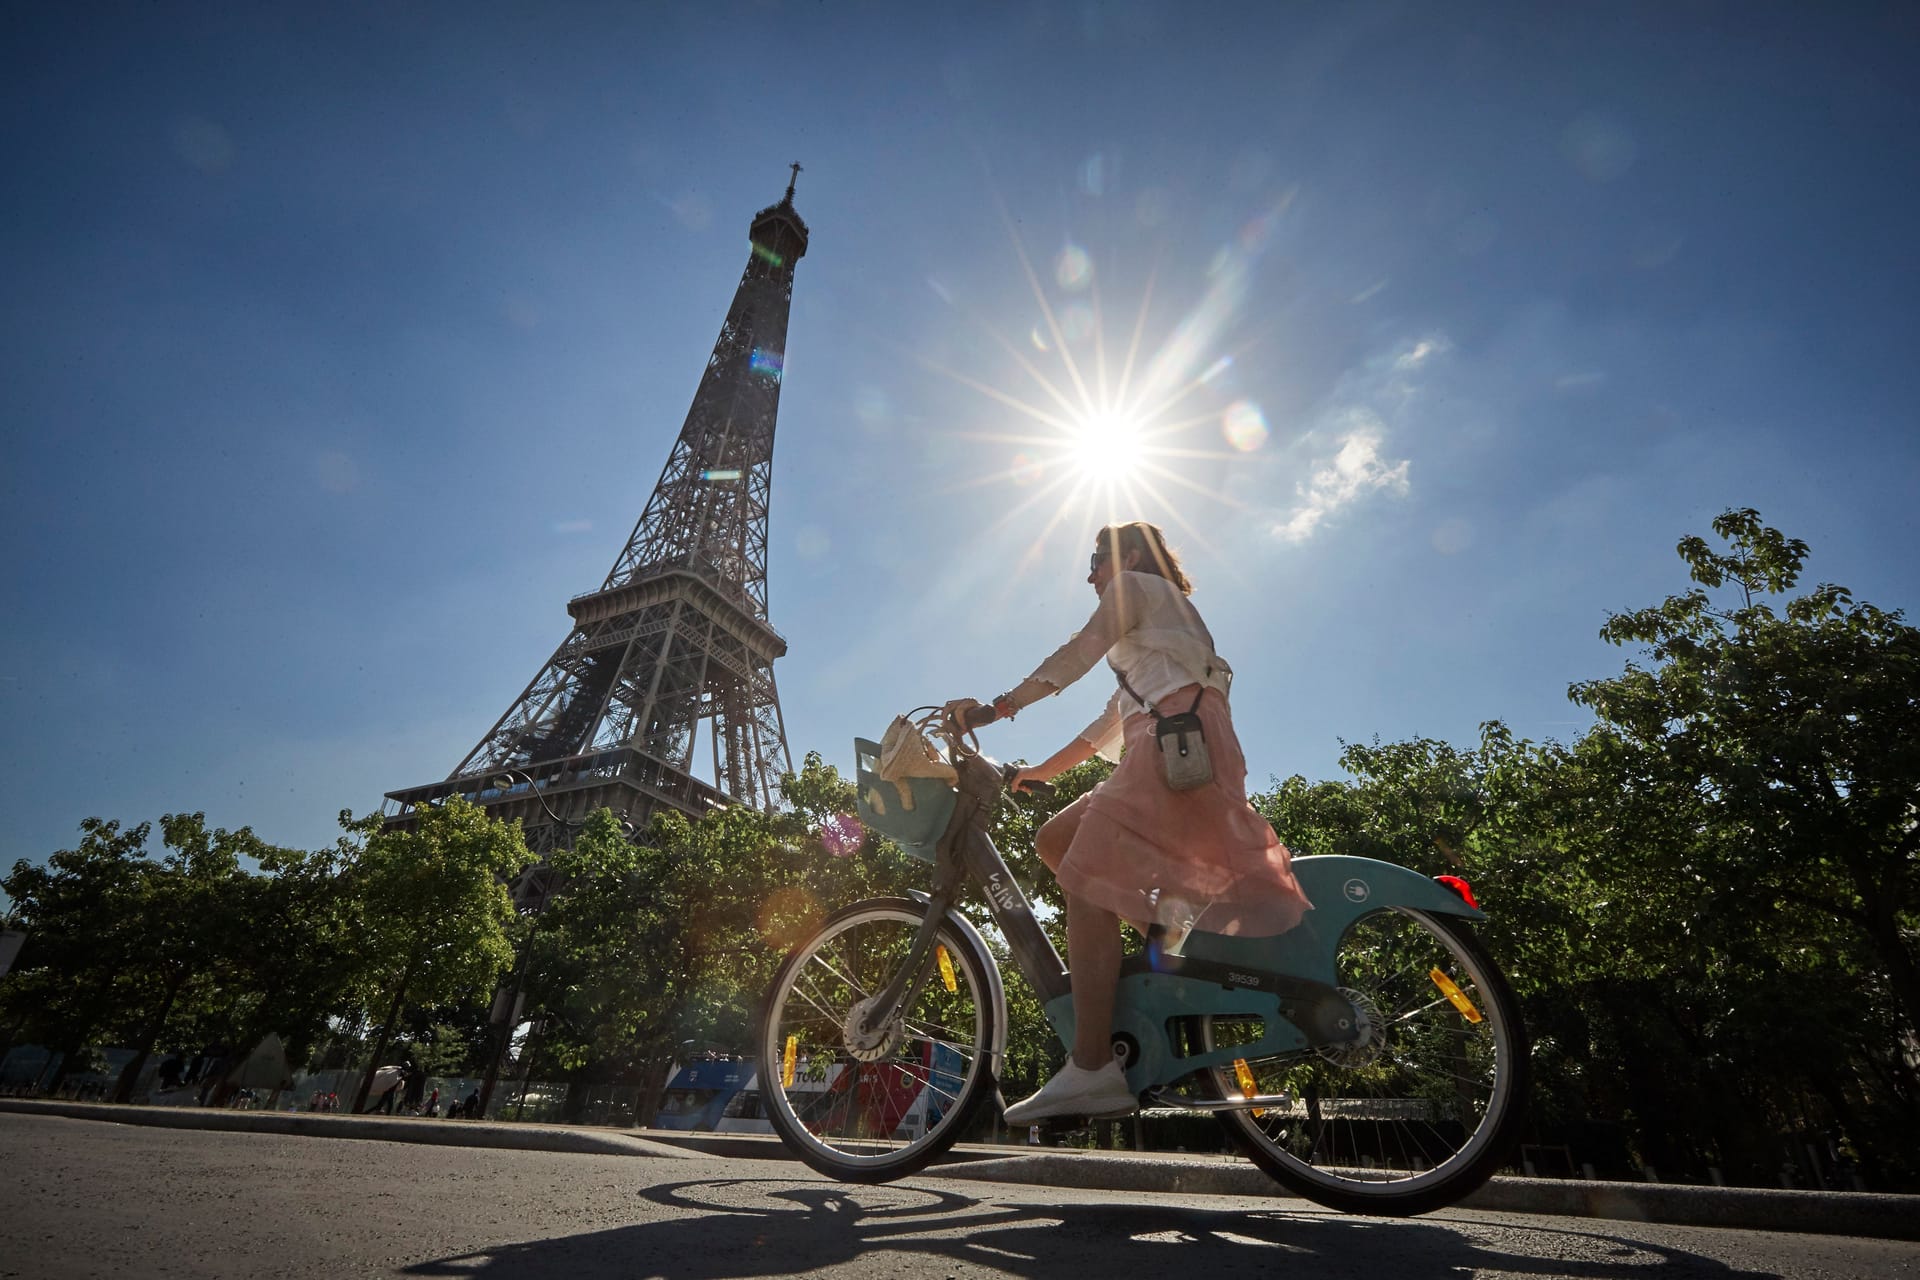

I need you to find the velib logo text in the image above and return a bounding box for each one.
[987,873,1025,914]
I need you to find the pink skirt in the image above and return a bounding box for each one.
[1057,685,1312,937]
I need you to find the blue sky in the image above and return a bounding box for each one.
[4,2,1917,881]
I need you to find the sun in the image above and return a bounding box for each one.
[1069,408,1146,483]
[905,195,1299,585]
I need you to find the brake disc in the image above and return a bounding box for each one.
[842,996,902,1063]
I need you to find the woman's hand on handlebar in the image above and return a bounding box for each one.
[941,697,998,732]
[1007,767,1054,798]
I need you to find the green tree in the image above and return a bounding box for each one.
[0,819,155,1089]
[346,797,533,1111]
[1252,509,1920,1186]
[1564,508,1920,1183]
[1571,508,1920,1039]
[103,813,277,1102]
[520,752,921,1122]
[200,814,383,1088]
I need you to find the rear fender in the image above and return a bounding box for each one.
[1180,855,1483,989]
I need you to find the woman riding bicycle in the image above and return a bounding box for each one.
[949,520,1313,1124]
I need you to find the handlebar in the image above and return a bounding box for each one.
[916,701,1052,799]
[999,762,1054,800]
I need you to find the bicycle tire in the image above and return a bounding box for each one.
[1200,908,1529,1215]
[758,898,999,1181]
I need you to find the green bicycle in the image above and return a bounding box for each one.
[757,708,1529,1215]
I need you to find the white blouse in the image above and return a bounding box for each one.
[1027,571,1232,761]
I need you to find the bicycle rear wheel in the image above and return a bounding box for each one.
[758,898,999,1181]
[1201,907,1528,1215]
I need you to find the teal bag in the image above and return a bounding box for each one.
[853,736,958,863]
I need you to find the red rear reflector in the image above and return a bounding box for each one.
[1435,875,1479,909]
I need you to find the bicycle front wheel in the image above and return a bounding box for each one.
[1201,907,1529,1215]
[758,898,999,1181]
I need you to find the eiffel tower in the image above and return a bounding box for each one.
[384,169,809,849]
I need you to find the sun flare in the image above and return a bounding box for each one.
[907,194,1300,594]
[1069,409,1146,482]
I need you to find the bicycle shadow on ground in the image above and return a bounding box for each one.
[400,1176,1784,1280]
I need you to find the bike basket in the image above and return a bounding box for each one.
[854,737,957,862]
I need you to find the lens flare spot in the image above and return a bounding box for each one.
[1029,326,1050,352]
[1055,244,1093,291]
[749,347,784,378]
[756,885,823,952]
[821,812,864,858]
[1079,153,1107,196]
[1222,400,1269,452]
[1010,452,1044,486]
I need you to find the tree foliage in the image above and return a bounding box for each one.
[517,752,923,1119]
[344,796,533,1109]
[1255,509,1919,1187]
[1,818,158,1086]
[0,801,530,1106]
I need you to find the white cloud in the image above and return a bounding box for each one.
[1394,335,1451,371]
[1349,278,1389,304]
[1275,421,1410,543]
[1232,328,1442,546]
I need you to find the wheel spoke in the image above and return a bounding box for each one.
[1200,907,1525,1211]
[761,904,993,1177]
[1389,995,1453,1025]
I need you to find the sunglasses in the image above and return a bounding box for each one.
[1089,550,1111,573]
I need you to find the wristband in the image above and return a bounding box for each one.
[992,692,1019,720]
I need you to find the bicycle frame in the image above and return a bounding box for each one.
[854,737,1487,1107]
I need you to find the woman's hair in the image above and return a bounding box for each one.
[1097,521,1193,595]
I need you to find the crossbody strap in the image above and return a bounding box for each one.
[1111,662,1205,722]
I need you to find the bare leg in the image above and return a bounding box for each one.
[1042,801,1146,935]
[1066,892,1123,1070]
[1035,799,1084,874]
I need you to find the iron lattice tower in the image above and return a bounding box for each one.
[385,172,809,847]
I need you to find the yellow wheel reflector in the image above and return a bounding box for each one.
[1232,1058,1265,1118]
[936,944,958,994]
[782,1035,798,1087]
[1430,967,1483,1023]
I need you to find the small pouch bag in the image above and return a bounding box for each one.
[1114,668,1214,791]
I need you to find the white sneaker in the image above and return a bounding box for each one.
[1003,1061,1136,1125]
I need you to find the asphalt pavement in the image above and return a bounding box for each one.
[2,1097,1910,1241]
